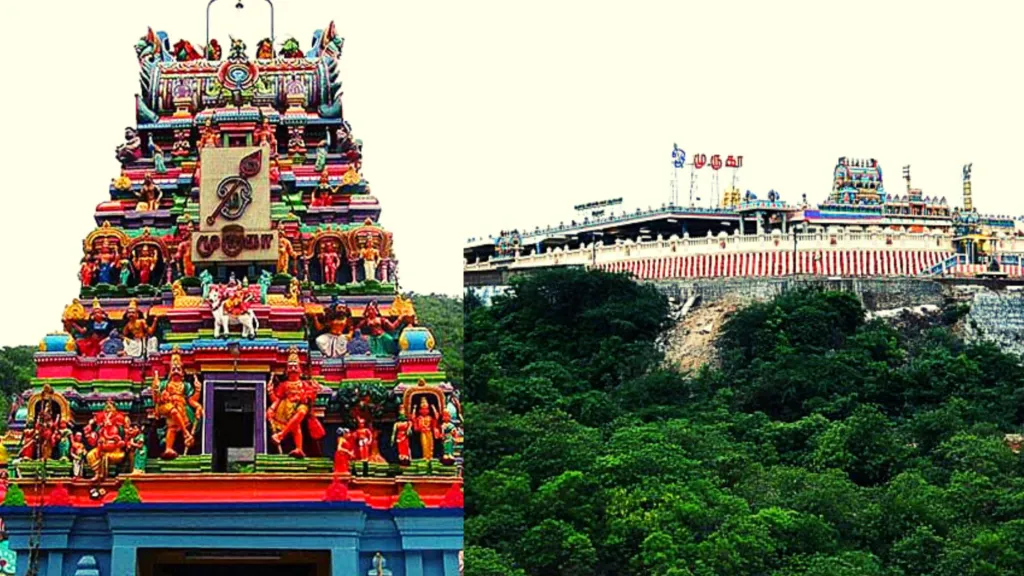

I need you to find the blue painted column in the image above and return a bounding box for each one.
[443,550,461,576]
[45,551,64,576]
[14,552,28,576]
[404,550,424,576]
[330,547,358,576]
[110,545,137,576]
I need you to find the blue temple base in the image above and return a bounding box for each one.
[0,503,462,576]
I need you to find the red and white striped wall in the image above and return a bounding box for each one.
[945,263,1024,278]
[593,250,956,280]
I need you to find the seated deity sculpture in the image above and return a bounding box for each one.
[122,299,159,358]
[312,303,351,358]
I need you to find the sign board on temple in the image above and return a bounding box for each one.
[193,145,278,262]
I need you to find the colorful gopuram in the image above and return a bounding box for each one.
[1,12,462,576]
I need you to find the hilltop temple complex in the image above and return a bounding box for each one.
[465,155,1024,289]
[1,10,461,576]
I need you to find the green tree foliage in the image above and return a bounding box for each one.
[0,346,35,432]
[465,269,1024,576]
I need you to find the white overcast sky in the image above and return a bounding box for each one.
[0,0,1021,345]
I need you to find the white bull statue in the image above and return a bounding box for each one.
[208,286,260,339]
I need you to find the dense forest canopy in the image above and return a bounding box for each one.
[465,268,1024,576]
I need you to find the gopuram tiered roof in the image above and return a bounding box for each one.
[1,12,462,576]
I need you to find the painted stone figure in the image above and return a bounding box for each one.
[135,173,163,211]
[333,427,354,474]
[122,299,159,358]
[150,352,203,459]
[100,329,125,357]
[115,127,142,165]
[254,117,277,155]
[391,410,412,465]
[84,399,129,481]
[360,240,380,282]
[70,432,86,478]
[412,397,441,462]
[133,245,158,285]
[319,240,342,284]
[358,300,411,356]
[79,257,95,287]
[56,421,72,461]
[94,240,121,285]
[176,232,195,278]
[70,300,112,357]
[346,329,370,355]
[119,259,133,286]
[277,237,298,275]
[441,411,459,465]
[352,417,373,462]
[312,302,351,358]
[127,425,148,474]
[267,349,325,458]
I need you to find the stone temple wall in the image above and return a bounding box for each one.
[652,277,947,311]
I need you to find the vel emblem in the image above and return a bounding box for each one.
[206,149,262,226]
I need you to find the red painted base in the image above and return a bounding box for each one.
[12,474,462,510]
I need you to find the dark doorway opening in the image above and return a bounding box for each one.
[155,564,316,576]
[212,388,255,473]
[140,549,329,576]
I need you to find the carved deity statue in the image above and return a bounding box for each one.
[360,239,380,282]
[119,259,133,286]
[135,173,163,211]
[255,117,278,157]
[267,349,325,458]
[69,299,112,357]
[334,427,354,474]
[115,127,142,165]
[198,119,219,150]
[358,300,412,356]
[133,245,158,286]
[94,239,122,285]
[79,256,96,288]
[352,417,373,462]
[311,170,342,207]
[391,409,412,465]
[319,240,342,284]
[176,233,195,278]
[312,302,352,358]
[277,237,298,275]
[84,399,129,481]
[151,351,203,459]
[411,397,441,461]
[127,424,148,474]
[122,299,158,358]
[441,411,460,465]
[70,432,86,478]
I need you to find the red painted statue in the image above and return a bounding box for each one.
[267,349,326,458]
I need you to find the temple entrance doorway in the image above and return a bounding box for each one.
[211,388,255,473]
[139,550,329,576]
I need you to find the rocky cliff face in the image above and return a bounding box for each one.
[957,286,1024,357]
[657,278,1024,368]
